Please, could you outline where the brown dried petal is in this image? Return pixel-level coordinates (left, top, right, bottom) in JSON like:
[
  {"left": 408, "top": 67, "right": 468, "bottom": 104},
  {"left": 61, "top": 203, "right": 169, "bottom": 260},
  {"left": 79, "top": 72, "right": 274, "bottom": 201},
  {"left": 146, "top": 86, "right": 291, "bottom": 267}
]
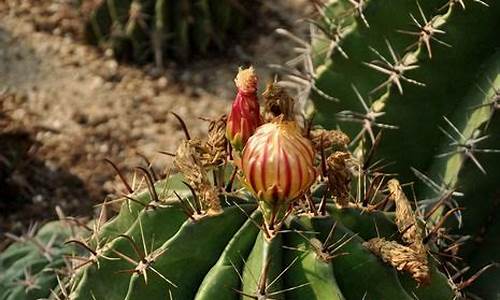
[
  {"left": 174, "top": 144, "right": 204, "bottom": 193},
  {"left": 174, "top": 141, "right": 221, "bottom": 214},
  {"left": 200, "top": 185, "right": 222, "bottom": 215},
  {"left": 174, "top": 141, "right": 204, "bottom": 186},
  {"left": 262, "top": 83, "right": 296, "bottom": 122},
  {"left": 204, "top": 114, "right": 227, "bottom": 166},
  {"left": 388, "top": 179, "right": 425, "bottom": 255},
  {"left": 365, "top": 237, "right": 430, "bottom": 284}
]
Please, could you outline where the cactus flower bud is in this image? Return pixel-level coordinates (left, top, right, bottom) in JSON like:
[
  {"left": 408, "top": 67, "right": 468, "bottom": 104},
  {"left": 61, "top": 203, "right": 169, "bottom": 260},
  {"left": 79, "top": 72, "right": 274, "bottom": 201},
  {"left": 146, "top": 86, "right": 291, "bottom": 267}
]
[
  {"left": 226, "top": 67, "right": 261, "bottom": 151},
  {"left": 241, "top": 119, "right": 316, "bottom": 227}
]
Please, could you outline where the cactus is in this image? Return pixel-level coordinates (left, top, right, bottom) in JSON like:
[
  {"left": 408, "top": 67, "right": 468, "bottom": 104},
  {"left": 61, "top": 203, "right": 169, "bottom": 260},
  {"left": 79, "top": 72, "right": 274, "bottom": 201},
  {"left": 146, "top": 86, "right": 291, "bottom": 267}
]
[
  {"left": 58, "top": 178, "right": 456, "bottom": 300},
  {"left": 271, "top": 0, "right": 500, "bottom": 298},
  {"left": 0, "top": 221, "right": 78, "bottom": 300},
  {"left": 8, "top": 68, "right": 465, "bottom": 300},
  {"left": 84, "top": 0, "right": 255, "bottom": 65},
  {"left": 430, "top": 60, "right": 500, "bottom": 299}
]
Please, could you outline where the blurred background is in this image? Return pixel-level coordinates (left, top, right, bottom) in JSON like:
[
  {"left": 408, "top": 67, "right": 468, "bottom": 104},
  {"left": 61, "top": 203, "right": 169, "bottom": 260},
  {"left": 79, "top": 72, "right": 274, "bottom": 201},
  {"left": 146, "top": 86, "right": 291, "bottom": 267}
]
[{"left": 0, "top": 0, "right": 314, "bottom": 239}]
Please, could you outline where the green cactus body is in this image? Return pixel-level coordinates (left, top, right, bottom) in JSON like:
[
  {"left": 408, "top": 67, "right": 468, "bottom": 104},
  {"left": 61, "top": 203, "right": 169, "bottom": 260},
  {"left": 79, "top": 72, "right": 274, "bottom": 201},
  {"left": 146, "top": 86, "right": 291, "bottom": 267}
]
[
  {"left": 424, "top": 55, "right": 500, "bottom": 299},
  {"left": 194, "top": 210, "right": 262, "bottom": 300},
  {"left": 283, "top": 226, "right": 345, "bottom": 300},
  {"left": 312, "top": 0, "right": 499, "bottom": 178},
  {"left": 30, "top": 171, "right": 449, "bottom": 300},
  {"left": 1, "top": 175, "right": 458, "bottom": 300}
]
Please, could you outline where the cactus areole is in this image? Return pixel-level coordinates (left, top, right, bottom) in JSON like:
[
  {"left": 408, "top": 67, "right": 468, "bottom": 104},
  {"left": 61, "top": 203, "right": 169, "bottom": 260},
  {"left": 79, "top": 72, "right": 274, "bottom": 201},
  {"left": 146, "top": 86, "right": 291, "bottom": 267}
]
[
  {"left": 242, "top": 119, "right": 316, "bottom": 230},
  {"left": 226, "top": 67, "right": 262, "bottom": 151}
]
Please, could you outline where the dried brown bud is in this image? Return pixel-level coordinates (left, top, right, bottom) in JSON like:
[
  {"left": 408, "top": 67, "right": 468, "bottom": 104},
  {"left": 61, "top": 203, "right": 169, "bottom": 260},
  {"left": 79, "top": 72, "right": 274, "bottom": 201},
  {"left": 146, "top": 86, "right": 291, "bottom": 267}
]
[
  {"left": 365, "top": 238, "right": 430, "bottom": 285},
  {"left": 326, "top": 151, "right": 352, "bottom": 207},
  {"left": 262, "top": 83, "right": 296, "bottom": 122},
  {"left": 310, "top": 128, "right": 350, "bottom": 152}
]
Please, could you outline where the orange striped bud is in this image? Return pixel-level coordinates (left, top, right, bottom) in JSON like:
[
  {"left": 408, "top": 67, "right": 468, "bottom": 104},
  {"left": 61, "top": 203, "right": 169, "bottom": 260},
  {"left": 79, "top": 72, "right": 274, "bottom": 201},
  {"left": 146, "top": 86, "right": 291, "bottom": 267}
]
[
  {"left": 241, "top": 119, "right": 316, "bottom": 226},
  {"left": 226, "top": 67, "right": 261, "bottom": 151}
]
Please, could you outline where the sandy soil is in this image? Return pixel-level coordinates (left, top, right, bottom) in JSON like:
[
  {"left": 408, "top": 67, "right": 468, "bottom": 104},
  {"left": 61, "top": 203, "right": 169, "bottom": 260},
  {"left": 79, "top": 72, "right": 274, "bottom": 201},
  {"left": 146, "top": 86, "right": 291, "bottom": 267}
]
[{"left": 0, "top": 0, "right": 312, "bottom": 235}]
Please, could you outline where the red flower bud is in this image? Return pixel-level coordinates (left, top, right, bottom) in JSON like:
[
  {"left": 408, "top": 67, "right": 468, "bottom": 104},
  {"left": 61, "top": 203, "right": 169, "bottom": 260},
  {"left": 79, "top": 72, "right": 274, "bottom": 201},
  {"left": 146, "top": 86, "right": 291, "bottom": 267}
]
[
  {"left": 241, "top": 119, "right": 316, "bottom": 226},
  {"left": 226, "top": 67, "right": 261, "bottom": 151}
]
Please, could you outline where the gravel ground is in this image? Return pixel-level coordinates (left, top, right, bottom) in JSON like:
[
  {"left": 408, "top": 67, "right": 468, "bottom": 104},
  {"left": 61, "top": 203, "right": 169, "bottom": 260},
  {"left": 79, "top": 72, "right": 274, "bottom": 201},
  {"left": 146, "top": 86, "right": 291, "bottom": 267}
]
[{"left": 0, "top": 0, "right": 313, "bottom": 236}]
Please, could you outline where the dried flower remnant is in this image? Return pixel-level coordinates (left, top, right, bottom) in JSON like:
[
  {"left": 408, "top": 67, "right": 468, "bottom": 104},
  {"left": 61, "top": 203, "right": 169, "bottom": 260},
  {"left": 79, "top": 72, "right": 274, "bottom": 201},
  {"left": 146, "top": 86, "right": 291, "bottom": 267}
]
[
  {"left": 203, "top": 114, "right": 228, "bottom": 167},
  {"left": 388, "top": 179, "right": 426, "bottom": 255},
  {"left": 364, "top": 237, "right": 430, "bottom": 284},
  {"left": 326, "top": 151, "right": 352, "bottom": 207},
  {"left": 174, "top": 141, "right": 221, "bottom": 214},
  {"left": 310, "top": 128, "right": 350, "bottom": 152},
  {"left": 366, "top": 179, "right": 430, "bottom": 285},
  {"left": 262, "top": 83, "right": 296, "bottom": 122}
]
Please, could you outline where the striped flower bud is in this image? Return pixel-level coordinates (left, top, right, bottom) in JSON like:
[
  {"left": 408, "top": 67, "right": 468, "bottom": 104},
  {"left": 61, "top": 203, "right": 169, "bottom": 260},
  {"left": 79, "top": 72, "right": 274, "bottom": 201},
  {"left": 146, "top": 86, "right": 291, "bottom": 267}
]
[
  {"left": 241, "top": 119, "right": 316, "bottom": 226},
  {"left": 226, "top": 67, "right": 261, "bottom": 151}
]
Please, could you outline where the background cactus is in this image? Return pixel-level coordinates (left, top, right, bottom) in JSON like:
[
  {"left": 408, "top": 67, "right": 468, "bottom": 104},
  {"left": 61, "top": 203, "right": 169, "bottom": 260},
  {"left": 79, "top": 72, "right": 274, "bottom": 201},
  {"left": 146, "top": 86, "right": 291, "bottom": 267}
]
[
  {"left": 0, "top": 221, "right": 78, "bottom": 300},
  {"left": 273, "top": 0, "right": 500, "bottom": 298},
  {"left": 84, "top": 0, "right": 256, "bottom": 65}
]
